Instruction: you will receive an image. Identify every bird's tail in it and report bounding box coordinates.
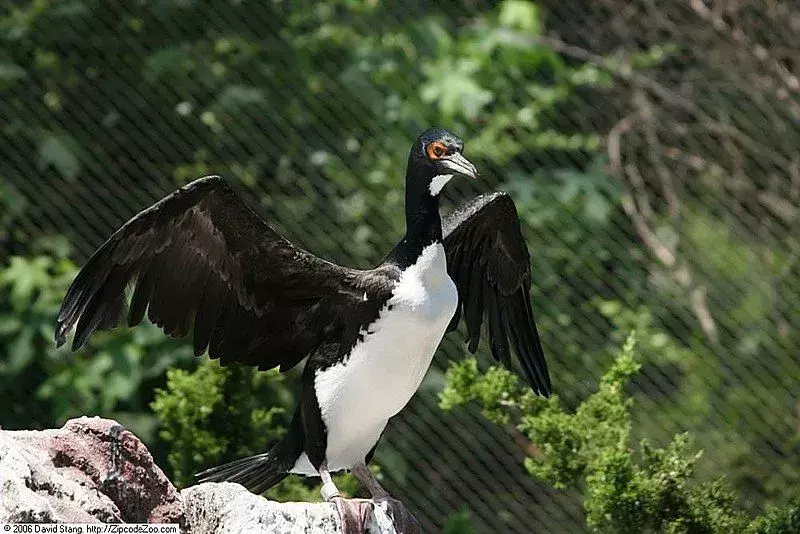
[194,449,289,495]
[194,409,304,495]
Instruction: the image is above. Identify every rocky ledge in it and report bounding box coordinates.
[0,417,397,533]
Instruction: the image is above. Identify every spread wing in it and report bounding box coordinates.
[443,192,551,396]
[56,175,388,371]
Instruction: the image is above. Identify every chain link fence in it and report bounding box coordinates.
[2,1,799,532]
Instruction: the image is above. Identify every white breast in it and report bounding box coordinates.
[291,243,458,475]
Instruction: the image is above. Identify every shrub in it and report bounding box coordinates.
[440,333,800,533]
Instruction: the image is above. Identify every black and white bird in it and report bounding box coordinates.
[55,128,551,532]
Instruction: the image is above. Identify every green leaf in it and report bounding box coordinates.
[31,235,73,259]
[213,85,267,111]
[0,61,26,82]
[50,1,90,17]
[37,133,81,180]
[583,190,611,222]
[443,505,477,534]
[145,46,193,79]
[0,314,22,336]
[557,179,581,204]
[9,327,35,373]
[498,1,541,34]
[421,59,493,119]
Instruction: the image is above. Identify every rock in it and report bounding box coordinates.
[183,482,394,533]
[0,418,401,533]
[184,482,341,533]
[0,417,183,526]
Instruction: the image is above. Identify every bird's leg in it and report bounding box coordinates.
[352,462,390,499]
[319,462,341,501]
[319,463,373,534]
[352,462,420,534]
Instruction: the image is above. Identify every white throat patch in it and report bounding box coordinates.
[429,174,453,196]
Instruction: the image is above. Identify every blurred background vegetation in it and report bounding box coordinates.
[1,0,798,532]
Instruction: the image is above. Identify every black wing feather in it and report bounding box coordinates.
[56,175,388,372]
[486,291,512,369]
[443,192,552,396]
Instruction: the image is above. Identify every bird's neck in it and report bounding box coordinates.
[405,176,442,246]
[383,170,443,270]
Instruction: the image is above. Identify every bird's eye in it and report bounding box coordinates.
[426,141,447,160]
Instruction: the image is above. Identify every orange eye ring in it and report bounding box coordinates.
[426,141,447,160]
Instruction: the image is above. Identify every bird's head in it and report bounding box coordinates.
[407,127,478,197]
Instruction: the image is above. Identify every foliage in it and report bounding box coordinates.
[440,333,800,533]
[442,505,477,534]
[0,252,191,440]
